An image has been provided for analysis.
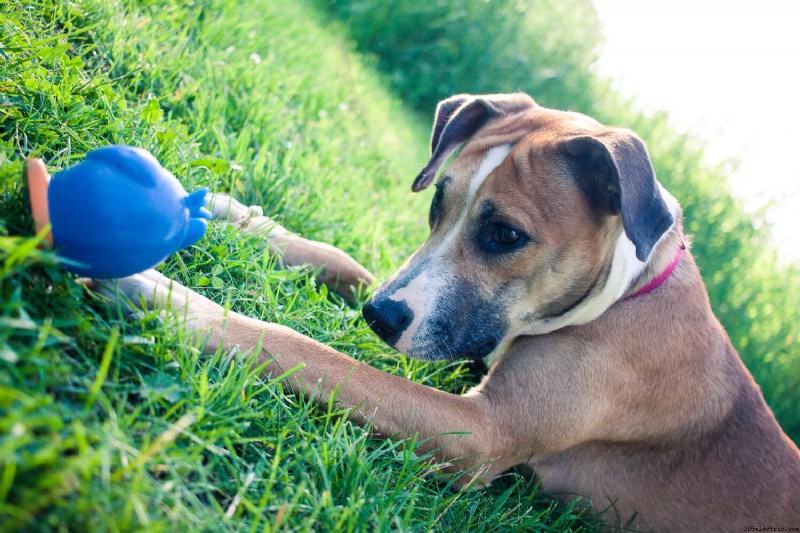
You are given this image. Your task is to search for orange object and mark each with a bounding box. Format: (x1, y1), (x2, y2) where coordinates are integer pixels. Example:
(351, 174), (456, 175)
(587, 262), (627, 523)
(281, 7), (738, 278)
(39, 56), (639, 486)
(25, 158), (54, 247)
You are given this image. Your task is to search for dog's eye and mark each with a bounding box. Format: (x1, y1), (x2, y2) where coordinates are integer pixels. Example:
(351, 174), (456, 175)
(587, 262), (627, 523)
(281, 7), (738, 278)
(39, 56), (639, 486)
(495, 225), (521, 245)
(478, 223), (529, 254)
(429, 185), (445, 228)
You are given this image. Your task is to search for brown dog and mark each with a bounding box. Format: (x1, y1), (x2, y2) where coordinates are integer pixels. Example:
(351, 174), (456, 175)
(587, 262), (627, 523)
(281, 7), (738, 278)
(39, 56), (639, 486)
(99, 93), (800, 531)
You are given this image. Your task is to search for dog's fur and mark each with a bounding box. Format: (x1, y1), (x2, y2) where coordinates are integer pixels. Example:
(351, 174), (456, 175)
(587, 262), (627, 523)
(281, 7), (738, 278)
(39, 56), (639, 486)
(98, 93), (800, 531)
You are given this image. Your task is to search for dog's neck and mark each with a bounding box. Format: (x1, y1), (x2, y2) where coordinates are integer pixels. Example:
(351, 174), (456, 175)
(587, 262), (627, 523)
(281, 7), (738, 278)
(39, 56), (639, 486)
(628, 239), (686, 299)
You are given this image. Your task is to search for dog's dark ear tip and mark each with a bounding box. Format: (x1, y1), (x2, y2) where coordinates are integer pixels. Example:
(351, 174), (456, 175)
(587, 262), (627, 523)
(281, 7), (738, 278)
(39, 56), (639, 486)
(631, 212), (675, 262)
(411, 171), (431, 192)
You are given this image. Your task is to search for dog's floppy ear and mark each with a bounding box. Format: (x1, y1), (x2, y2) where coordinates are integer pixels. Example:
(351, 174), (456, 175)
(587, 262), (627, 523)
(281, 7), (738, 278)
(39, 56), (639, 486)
(412, 93), (537, 192)
(560, 130), (673, 262)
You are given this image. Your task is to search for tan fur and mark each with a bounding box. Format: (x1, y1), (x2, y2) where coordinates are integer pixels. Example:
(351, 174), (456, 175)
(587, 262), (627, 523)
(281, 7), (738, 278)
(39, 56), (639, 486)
(99, 96), (800, 531)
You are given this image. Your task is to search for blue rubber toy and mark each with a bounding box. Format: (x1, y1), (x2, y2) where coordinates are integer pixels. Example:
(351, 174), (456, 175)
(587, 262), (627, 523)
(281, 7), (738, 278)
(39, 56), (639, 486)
(26, 145), (211, 278)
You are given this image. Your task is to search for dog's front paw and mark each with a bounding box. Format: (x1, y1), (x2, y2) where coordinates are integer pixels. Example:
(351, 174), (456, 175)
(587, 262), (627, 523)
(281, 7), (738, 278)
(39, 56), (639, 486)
(89, 269), (184, 309)
(88, 269), (223, 331)
(206, 192), (264, 225)
(85, 269), (235, 357)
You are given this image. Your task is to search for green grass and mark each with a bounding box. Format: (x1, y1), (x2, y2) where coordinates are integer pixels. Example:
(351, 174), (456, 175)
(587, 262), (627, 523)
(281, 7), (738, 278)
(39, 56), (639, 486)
(3, 0), (798, 530)
(312, 0), (603, 115)
(1, 0), (596, 530)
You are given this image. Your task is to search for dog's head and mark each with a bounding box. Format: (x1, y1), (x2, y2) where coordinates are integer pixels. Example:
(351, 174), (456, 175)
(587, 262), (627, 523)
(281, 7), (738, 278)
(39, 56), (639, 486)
(363, 93), (680, 360)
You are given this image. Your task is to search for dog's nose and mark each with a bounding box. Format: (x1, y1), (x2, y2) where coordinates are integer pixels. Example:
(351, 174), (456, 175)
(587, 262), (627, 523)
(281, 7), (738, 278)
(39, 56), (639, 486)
(362, 298), (413, 345)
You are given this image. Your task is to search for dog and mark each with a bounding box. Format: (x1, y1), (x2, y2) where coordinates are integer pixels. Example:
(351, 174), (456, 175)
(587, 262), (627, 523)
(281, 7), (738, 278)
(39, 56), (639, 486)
(96, 93), (800, 531)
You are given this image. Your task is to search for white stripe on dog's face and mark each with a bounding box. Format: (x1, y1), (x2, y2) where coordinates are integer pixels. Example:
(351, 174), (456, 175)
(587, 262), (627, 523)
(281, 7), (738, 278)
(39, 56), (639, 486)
(383, 145), (511, 354)
(434, 145), (512, 254)
(387, 270), (446, 353)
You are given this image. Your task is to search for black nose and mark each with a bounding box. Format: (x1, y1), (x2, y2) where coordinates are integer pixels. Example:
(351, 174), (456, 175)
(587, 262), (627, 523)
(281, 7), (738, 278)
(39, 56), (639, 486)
(362, 298), (413, 345)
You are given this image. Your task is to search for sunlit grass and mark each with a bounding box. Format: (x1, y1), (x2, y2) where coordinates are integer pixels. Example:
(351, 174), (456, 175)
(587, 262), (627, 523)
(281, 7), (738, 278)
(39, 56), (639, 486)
(0, 0), (597, 530)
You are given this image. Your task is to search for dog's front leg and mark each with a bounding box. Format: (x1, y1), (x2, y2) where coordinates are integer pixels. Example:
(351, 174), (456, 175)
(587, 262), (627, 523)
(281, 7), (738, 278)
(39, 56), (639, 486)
(95, 271), (515, 486)
(207, 193), (374, 304)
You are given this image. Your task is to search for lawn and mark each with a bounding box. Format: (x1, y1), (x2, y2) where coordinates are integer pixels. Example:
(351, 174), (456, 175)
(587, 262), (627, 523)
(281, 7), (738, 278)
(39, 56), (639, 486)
(2, 0), (798, 531)
(1, 0), (594, 530)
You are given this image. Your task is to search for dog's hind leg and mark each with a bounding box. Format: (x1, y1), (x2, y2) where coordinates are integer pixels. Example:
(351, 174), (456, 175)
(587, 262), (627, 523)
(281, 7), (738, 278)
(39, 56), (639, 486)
(206, 193), (374, 304)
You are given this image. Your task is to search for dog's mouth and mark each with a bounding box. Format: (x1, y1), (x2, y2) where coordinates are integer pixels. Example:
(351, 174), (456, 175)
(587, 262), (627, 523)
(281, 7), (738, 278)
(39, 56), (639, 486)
(462, 337), (499, 359)
(405, 333), (500, 361)
(362, 296), (504, 361)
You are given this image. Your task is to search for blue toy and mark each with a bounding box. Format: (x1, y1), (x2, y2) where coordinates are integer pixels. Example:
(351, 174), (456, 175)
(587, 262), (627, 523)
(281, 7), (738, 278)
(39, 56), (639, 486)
(25, 145), (211, 278)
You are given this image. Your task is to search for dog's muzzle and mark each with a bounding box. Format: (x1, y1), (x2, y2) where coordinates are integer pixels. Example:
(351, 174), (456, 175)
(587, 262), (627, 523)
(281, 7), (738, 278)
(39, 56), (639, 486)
(362, 287), (505, 361)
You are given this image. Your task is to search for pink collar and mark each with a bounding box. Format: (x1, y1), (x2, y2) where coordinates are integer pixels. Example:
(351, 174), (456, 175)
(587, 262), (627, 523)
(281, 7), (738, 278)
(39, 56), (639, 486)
(629, 242), (686, 299)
